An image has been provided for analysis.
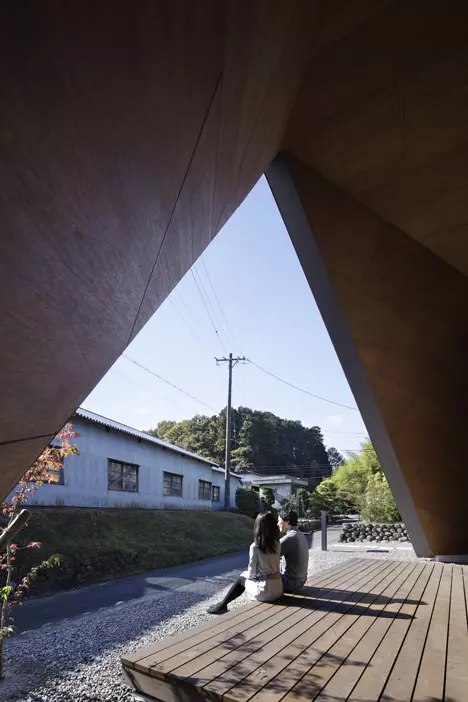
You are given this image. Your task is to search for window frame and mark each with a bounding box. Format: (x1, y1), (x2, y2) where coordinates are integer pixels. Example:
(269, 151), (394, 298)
(198, 479), (212, 501)
(163, 471), (183, 498)
(29, 445), (65, 486)
(107, 459), (139, 493)
(211, 485), (220, 503)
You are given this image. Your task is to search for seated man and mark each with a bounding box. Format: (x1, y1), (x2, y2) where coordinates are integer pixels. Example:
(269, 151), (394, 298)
(278, 509), (309, 593)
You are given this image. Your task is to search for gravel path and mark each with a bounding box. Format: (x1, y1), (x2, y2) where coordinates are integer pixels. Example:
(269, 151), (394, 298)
(1, 547), (420, 702)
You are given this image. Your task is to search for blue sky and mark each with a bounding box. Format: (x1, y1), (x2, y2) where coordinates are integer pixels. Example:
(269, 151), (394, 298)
(83, 177), (368, 455)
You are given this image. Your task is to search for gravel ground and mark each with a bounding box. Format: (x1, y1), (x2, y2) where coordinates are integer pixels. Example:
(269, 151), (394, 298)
(1, 547), (420, 702)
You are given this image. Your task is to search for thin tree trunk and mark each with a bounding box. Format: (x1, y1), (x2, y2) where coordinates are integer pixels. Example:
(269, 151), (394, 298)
(0, 546), (12, 680)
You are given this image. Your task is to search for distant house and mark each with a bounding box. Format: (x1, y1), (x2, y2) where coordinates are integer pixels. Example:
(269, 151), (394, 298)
(22, 409), (241, 510)
(240, 472), (308, 506)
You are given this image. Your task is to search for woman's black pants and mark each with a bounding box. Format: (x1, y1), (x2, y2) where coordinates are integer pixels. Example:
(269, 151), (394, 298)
(215, 575), (246, 608)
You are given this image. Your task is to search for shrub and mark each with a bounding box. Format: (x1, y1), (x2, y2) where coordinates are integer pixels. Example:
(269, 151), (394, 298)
(281, 488), (310, 518)
(309, 480), (348, 517)
(359, 473), (401, 523)
(261, 487), (275, 510)
(235, 486), (260, 519)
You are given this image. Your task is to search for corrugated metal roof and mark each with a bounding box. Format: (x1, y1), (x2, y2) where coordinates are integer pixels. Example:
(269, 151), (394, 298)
(249, 475), (308, 485)
(74, 408), (222, 469)
(212, 466), (241, 481)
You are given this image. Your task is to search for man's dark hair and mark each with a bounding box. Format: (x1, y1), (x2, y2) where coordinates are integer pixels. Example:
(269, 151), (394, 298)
(254, 512), (280, 554)
(279, 509), (298, 527)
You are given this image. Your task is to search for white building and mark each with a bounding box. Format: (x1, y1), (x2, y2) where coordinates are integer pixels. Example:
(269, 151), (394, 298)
(240, 472), (309, 506)
(26, 409), (241, 510)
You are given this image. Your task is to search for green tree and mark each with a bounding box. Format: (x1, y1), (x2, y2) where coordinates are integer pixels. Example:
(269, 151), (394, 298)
(360, 473), (401, 523)
(145, 407), (332, 481)
(359, 441), (382, 475)
(313, 440), (400, 522)
(235, 486), (260, 519)
(330, 440), (381, 510)
(148, 414), (226, 464)
(310, 479), (346, 517)
(295, 488), (309, 518)
(261, 487), (275, 510)
(281, 487), (310, 518)
(146, 420), (175, 439)
(331, 459), (369, 511)
(0, 424), (78, 678)
(327, 447), (345, 470)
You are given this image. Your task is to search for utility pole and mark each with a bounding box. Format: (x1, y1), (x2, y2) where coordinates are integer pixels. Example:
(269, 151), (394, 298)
(216, 353), (246, 510)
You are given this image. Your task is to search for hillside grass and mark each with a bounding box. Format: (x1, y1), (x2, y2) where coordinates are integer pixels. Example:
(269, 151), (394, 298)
(5, 508), (254, 593)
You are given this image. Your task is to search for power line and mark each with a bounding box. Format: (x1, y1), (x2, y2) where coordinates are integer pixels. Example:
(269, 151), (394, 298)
(122, 355), (217, 412)
(174, 287), (201, 330)
(323, 430), (367, 436)
(191, 268), (228, 354)
(195, 264), (233, 352)
(169, 299), (202, 343)
(247, 358), (359, 412)
(200, 255), (241, 353)
(109, 367), (184, 414)
(340, 448), (375, 453)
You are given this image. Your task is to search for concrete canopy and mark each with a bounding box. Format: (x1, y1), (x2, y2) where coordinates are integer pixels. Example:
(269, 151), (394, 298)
(2, 1), (468, 557)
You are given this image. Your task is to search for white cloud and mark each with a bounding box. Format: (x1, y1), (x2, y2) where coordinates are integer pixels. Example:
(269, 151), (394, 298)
(135, 407), (150, 416)
(327, 414), (345, 426)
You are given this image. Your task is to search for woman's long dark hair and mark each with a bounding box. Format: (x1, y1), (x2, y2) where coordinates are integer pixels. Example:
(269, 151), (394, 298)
(254, 512), (280, 554)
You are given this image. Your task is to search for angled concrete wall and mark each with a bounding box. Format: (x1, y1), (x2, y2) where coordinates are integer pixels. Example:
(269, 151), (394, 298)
(268, 155), (468, 558)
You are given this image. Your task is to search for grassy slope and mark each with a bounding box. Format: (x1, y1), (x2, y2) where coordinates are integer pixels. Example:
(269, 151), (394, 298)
(8, 508), (254, 591)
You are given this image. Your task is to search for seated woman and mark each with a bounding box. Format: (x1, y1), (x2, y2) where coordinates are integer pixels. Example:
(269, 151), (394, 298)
(207, 511), (283, 614)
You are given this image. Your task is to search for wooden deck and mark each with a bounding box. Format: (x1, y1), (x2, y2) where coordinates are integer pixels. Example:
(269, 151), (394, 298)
(121, 559), (468, 702)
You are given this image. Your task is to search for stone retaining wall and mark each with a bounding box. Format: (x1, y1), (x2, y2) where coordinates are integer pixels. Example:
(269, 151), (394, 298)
(339, 522), (410, 543)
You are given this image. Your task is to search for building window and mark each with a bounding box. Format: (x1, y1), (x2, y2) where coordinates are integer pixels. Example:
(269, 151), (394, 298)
(199, 480), (212, 501)
(48, 459), (65, 486)
(107, 460), (139, 493)
(212, 485), (220, 502)
(29, 446), (64, 486)
(163, 472), (183, 497)
(47, 444), (65, 485)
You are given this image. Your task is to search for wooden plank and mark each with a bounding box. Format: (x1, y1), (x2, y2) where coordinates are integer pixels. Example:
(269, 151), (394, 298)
(205, 561), (406, 702)
(334, 563), (433, 702)
(171, 604), (318, 683)
(122, 601), (264, 668)
(185, 561), (388, 690)
(127, 559), (366, 672)
(195, 561), (392, 698)
(243, 563), (415, 702)
(305, 558), (363, 586)
(170, 561), (385, 684)
(380, 563), (444, 702)
(134, 604), (274, 672)
(150, 560), (378, 677)
(161, 605), (307, 679)
(122, 666), (205, 702)
(412, 564), (452, 702)
(295, 562), (428, 702)
(444, 565), (468, 702)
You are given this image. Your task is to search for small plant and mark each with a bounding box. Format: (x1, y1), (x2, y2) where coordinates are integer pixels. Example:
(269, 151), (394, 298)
(0, 423), (78, 679)
(235, 486), (260, 519)
(359, 473), (401, 523)
(281, 488), (310, 518)
(261, 487), (275, 511)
